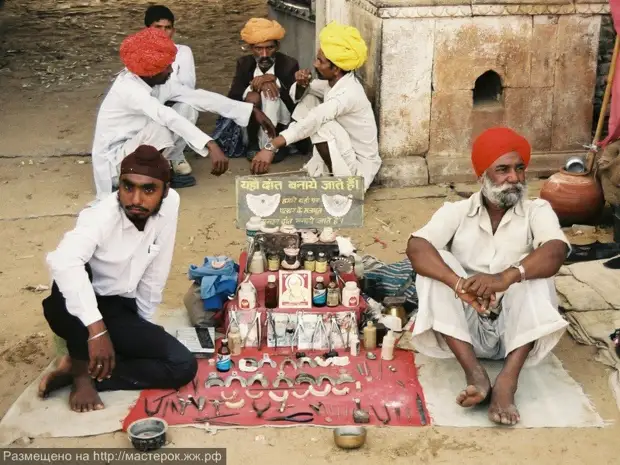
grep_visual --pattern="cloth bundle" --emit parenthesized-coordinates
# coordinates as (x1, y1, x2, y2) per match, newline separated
(187, 256, 239, 311)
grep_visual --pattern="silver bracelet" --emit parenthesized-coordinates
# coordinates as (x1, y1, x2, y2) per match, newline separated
(88, 330, 108, 341)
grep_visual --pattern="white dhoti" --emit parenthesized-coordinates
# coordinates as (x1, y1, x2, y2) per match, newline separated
(243, 86, 291, 149)
(290, 94, 367, 187)
(411, 251, 568, 367)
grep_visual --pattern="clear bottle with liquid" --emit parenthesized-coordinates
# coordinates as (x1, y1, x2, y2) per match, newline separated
(326, 274, 340, 307)
(315, 252, 328, 273)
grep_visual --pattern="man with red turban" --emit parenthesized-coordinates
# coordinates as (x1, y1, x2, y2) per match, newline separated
(406, 127, 570, 426)
(90, 27, 275, 201)
(40, 146, 198, 413)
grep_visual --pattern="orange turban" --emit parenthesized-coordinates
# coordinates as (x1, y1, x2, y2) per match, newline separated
(120, 28, 177, 77)
(240, 18, 285, 45)
(471, 127, 531, 177)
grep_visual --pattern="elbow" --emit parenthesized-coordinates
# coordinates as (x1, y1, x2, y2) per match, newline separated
(406, 236, 425, 263)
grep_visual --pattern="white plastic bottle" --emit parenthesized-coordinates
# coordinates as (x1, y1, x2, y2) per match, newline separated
(350, 332, 360, 356)
(381, 330, 395, 360)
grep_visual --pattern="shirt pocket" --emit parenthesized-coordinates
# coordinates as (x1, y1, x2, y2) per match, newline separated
(145, 243, 161, 267)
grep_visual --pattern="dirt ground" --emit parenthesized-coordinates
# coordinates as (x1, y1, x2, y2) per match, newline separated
(1, 1, 619, 464)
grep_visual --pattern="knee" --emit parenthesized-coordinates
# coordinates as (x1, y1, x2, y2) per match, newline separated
(244, 91, 262, 107)
(169, 350, 198, 388)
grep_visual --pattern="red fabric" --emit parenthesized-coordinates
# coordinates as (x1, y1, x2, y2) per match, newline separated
(602, 0, 620, 147)
(120, 28, 177, 77)
(471, 127, 531, 177)
(121, 348, 429, 429)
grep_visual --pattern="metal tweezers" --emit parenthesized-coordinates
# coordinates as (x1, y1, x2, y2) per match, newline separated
(291, 311, 306, 350)
(311, 315, 328, 351)
(194, 413, 240, 426)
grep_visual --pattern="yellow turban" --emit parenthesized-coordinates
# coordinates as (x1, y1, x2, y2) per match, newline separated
(240, 18, 286, 45)
(319, 21, 368, 71)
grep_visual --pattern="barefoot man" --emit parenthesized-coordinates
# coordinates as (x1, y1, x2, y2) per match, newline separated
(40, 146, 197, 412)
(406, 127, 570, 425)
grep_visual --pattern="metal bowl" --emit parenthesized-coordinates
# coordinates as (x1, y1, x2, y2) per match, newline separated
(127, 417, 168, 452)
(333, 426, 367, 449)
(564, 156, 586, 173)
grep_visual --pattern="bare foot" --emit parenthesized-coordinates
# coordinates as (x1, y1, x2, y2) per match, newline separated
(69, 375, 105, 413)
(488, 373, 519, 425)
(456, 364, 491, 407)
(38, 355, 73, 398)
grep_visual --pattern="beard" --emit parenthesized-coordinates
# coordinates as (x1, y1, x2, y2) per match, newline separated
(480, 172, 527, 209)
(117, 192, 164, 222)
(255, 56, 275, 70)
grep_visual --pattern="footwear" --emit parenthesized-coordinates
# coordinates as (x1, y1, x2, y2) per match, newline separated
(565, 241, 620, 264)
(170, 174, 197, 189)
(171, 157, 192, 175)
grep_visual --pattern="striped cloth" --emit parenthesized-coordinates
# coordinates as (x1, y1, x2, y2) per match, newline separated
(363, 256, 418, 311)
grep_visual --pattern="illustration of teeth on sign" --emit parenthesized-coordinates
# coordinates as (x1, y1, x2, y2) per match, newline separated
(321, 194, 353, 218)
(246, 193, 281, 217)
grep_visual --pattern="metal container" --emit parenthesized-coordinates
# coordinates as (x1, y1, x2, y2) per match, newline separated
(333, 426, 367, 449)
(382, 296, 408, 328)
(127, 417, 168, 452)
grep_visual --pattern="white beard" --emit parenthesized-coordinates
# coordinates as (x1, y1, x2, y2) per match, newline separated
(480, 172, 527, 209)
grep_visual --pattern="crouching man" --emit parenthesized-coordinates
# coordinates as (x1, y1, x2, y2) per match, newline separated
(406, 127, 570, 426)
(40, 146, 197, 412)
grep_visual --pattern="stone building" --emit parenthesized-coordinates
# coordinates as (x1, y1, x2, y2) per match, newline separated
(269, 0, 614, 186)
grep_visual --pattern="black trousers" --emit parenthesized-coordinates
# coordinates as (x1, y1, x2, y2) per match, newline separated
(42, 267, 197, 392)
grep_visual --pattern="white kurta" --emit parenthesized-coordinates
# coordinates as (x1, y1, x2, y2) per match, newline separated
(91, 70, 254, 199)
(172, 44, 196, 89)
(242, 63, 291, 149)
(410, 191, 571, 367)
(279, 73, 381, 192)
(46, 189, 180, 326)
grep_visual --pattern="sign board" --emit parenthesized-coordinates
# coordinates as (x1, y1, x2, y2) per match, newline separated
(235, 175, 364, 229)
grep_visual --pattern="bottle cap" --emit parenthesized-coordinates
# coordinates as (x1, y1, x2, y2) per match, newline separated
(345, 281, 358, 288)
(318, 252, 325, 257)
(268, 275, 276, 283)
(316, 277, 324, 282)
(367, 321, 374, 327)
(222, 338, 228, 343)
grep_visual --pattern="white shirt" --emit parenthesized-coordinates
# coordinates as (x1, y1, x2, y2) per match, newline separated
(91, 70, 254, 196)
(46, 189, 180, 326)
(172, 44, 196, 89)
(411, 191, 571, 276)
(280, 73, 381, 181)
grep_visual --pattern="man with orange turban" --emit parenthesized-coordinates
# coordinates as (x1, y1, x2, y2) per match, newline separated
(213, 18, 300, 162)
(406, 127, 570, 426)
(249, 21, 381, 192)
(90, 27, 275, 201)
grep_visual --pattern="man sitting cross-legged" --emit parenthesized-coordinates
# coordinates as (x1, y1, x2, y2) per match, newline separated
(406, 127, 570, 426)
(39, 146, 197, 412)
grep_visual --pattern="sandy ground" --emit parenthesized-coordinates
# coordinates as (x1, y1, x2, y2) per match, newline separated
(1, 1, 620, 464)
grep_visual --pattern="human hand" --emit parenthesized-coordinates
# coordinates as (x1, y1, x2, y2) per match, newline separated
(295, 69, 312, 88)
(88, 331, 115, 382)
(207, 141, 229, 176)
(250, 74, 276, 93)
(262, 81, 280, 101)
(461, 273, 510, 299)
(251, 149, 275, 175)
(252, 108, 277, 138)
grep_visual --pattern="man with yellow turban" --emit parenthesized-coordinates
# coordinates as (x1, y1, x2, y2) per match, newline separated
(90, 27, 275, 201)
(213, 18, 300, 162)
(406, 127, 570, 426)
(249, 21, 381, 192)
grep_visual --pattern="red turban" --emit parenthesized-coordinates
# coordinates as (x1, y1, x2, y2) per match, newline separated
(471, 127, 531, 177)
(120, 28, 177, 77)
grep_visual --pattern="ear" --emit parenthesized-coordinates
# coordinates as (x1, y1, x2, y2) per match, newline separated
(163, 183, 170, 198)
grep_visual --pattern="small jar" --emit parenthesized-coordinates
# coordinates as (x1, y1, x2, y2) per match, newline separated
(304, 251, 316, 271)
(249, 251, 264, 274)
(342, 281, 360, 308)
(267, 253, 280, 272)
(315, 252, 328, 273)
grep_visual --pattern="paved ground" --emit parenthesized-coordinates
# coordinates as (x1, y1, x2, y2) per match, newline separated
(1, 1, 619, 464)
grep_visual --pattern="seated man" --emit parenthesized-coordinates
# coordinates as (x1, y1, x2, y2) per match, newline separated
(213, 18, 299, 161)
(91, 27, 275, 201)
(145, 4, 198, 176)
(40, 146, 197, 412)
(406, 127, 570, 426)
(250, 21, 382, 192)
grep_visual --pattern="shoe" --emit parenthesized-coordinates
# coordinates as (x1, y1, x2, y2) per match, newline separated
(170, 174, 197, 189)
(565, 241, 620, 264)
(171, 157, 192, 175)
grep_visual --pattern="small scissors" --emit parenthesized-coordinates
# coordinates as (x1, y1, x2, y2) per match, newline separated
(265, 412, 314, 423)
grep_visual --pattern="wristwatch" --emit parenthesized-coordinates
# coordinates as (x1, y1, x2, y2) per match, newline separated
(510, 263, 526, 282)
(264, 141, 279, 153)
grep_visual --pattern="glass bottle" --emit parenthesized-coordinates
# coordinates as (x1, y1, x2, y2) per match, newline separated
(267, 253, 280, 272)
(326, 274, 340, 307)
(265, 275, 278, 309)
(315, 252, 328, 273)
(216, 338, 232, 372)
(304, 251, 316, 271)
(312, 276, 327, 307)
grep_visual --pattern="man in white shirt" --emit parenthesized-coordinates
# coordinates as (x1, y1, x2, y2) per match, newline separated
(145, 5, 197, 176)
(406, 127, 570, 426)
(40, 146, 196, 413)
(250, 21, 382, 192)
(90, 27, 275, 201)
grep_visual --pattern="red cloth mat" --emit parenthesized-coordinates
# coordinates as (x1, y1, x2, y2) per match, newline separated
(122, 348, 430, 429)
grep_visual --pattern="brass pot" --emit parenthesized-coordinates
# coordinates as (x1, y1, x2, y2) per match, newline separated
(382, 296, 407, 327)
(333, 426, 367, 449)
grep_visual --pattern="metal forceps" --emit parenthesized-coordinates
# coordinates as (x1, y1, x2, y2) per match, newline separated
(227, 306, 241, 339)
(311, 314, 329, 350)
(341, 312, 356, 348)
(265, 412, 314, 423)
(291, 310, 306, 350)
(329, 313, 346, 348)
(243, 310, 262, 349)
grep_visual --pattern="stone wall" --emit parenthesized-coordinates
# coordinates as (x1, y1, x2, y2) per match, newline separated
(594, 14, 616, 140)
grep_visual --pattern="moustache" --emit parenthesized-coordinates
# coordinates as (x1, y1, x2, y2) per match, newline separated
(126, 205, 148, 212)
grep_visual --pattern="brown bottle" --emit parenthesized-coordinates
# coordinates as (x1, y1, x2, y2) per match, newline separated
(265, 274, 278, 309)
(326, 274, 340, 307)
